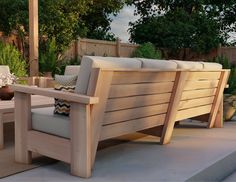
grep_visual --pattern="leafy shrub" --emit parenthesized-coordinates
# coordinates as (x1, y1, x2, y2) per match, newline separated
(211, 55, 236, 94)
(39, 38, 58, 76)
(132, 42, 162, 59)
(0, 41, 27, 77)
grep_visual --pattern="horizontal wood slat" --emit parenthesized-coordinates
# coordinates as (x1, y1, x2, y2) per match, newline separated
(106, 93, 171, 112)
(111, 72, 176, 84)
(27, 131, 71, 163)
(109, 82, 174, 98)
(100, 114, 166, 141)
(184, 80, 219, 91)
(2, 113, 14, 123)
(104, 104, 169, 125)
(179, 96, 214, 110)
(181, 88, 217, 100)
(187, 72, 221, 81)
(176, 105, 212, 121)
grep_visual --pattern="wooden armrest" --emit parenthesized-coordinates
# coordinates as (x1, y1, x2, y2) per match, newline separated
(11, 84, 99, 104)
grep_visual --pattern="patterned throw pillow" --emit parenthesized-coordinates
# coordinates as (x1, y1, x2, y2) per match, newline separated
(54, 75, 78, 116)
(54, 85, 75, 116)
(54, 74, 77, 86)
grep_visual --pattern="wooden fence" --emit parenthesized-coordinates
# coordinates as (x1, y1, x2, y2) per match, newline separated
(1, 32, 236, 64)
(64, 38, 236, 64)
(63, 38, 139, 59)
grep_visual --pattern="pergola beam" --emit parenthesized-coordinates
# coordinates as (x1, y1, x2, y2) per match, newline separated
(29, 0, 39, 76)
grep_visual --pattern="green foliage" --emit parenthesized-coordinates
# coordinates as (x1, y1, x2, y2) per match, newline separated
(132, 42, 161, 59)
(128, 1, 236, 56)
(0, 0, 126, 54)
(87, 28, 116, 41)
(0, 41, 27, 77)
(38, 0, 91, 53)
(0, 0, 28, 35)
(39, 38, 59, 75)
(211, 56, 236, 94)
(82, 1, 125, 41)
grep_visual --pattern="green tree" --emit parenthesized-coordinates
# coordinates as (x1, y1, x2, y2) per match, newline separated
(80, 0, 126, 41)
(128, 1, 236, 57)
(132, 42, 161, 59)
(0, 0, 126, 53)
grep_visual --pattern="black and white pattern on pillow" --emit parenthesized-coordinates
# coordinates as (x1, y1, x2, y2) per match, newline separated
(54, 74, 78, 86)
(54, 85, 75, 116)
(54, 74, 78, 116)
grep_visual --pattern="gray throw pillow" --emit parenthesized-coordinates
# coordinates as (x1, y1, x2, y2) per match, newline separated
(54, 74, 78, 86)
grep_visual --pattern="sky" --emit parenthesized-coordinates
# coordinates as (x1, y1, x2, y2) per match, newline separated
(111, 5, 236, 44)
(110, 5, 140, 43)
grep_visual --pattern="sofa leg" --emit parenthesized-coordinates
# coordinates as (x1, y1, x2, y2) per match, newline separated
(160, 72, 189, 145)
(70, 103, 92, 178)
(14, 92, 32, 164)
(214, 97, 224, 128)
(0, 114, 4, 149)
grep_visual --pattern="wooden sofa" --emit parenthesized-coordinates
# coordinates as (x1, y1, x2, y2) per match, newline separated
(12, 56, 230, 178)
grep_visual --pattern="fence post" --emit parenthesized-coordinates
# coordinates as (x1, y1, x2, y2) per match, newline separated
(75, 37, 80, 60)
(116, 38, 121, 57)
(217, 43, 222, 57)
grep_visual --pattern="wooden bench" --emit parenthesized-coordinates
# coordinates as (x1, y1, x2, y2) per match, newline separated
(12, 66, 229, 178)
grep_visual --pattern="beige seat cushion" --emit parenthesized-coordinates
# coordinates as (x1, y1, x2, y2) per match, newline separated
(139, 58, 178, 70)
(75, 56, 142, 94)
(170, 60, 204, 70)
(201, 62, 222, 70)
(64, 65, 80, 75)
(32, 107, 69, 138)
(0, 66, 10, 75)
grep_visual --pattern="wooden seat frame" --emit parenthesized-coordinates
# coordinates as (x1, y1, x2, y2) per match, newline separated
(12, 68, 230, 178)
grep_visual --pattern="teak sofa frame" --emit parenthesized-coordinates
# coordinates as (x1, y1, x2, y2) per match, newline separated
(12, 68, 230, 178)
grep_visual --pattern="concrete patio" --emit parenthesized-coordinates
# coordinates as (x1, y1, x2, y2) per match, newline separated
(2, 119, 236, 182)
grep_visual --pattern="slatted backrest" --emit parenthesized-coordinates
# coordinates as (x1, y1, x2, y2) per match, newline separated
(87, 69, 180, 141)
(176, 70, 230, 121)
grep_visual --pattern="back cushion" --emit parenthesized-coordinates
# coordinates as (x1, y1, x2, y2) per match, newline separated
(140, 58, 178, 70)
(170, 60, 204, 69)
(64, 65, 80, 76)
(75, 56, 142, 94)
(0, 66, 10, 75)
(201, 62, 222, 70)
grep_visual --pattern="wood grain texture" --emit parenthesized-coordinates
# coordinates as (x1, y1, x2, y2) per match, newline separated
(179, 96, 214, 110)
(176, 105, 212, 121)
(187, 72, 221, 80)
(160, 71, 189, 144)
(214, 97, 223, 128)
(111, 71, 176, 84)
(184, 80, 219, 90)
(104, 104, 168, 125)
(11, 85, 99, 104)
(181, 88, 217, 100)
(0, 114, 3, 149)
(70, 103, 92, 178)
(208, 71, 230, 128)
(109, 82, 174, 98)
(14, 92, 32, 164)
(88, 70, 114, 168)
(106, 93, 171, 112)
(100, 114, 166, 140)
(28, 131, 70, 163)
(29, 0, 39, 76)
